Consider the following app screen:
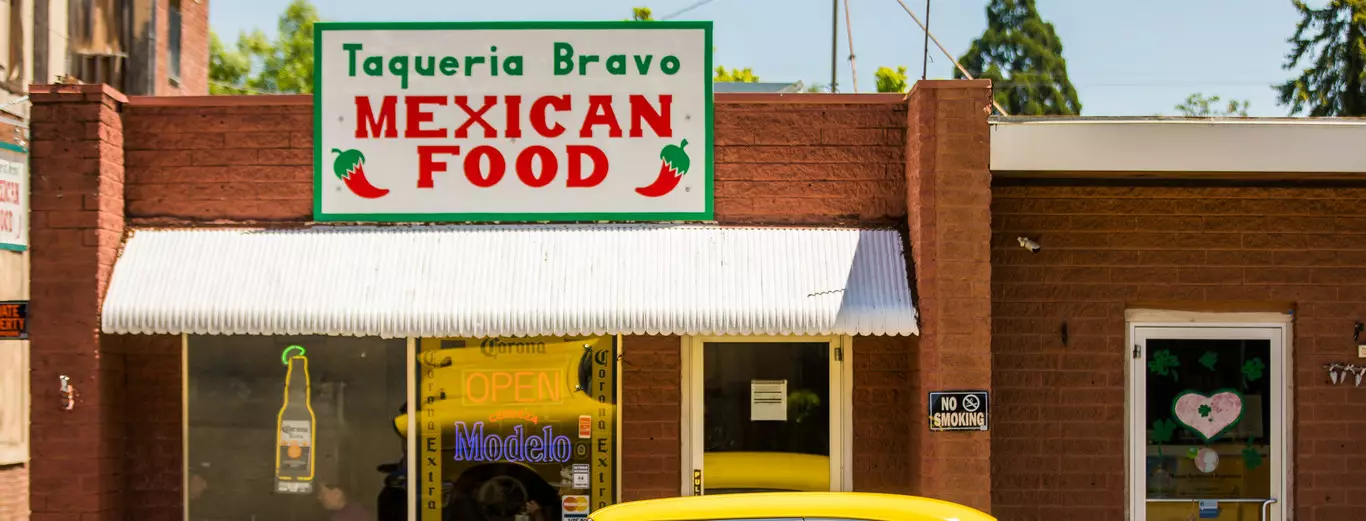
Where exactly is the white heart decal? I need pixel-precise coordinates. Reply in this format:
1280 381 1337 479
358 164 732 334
1173 391 1243 441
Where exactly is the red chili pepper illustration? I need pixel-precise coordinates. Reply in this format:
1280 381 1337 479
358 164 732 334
331 148 390 199
636 139 691 198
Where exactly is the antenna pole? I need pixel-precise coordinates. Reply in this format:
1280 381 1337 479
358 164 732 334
921 0 931 80
831 0 839 92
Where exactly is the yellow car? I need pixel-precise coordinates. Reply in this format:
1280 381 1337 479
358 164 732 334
587 492 996 521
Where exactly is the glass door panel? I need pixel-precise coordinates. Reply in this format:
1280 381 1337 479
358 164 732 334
1134 328 1282 521
700 342 833 495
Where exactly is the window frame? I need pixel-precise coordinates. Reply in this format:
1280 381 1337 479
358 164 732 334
167 0 183 83
1126 320 1290 521
680 335 853 496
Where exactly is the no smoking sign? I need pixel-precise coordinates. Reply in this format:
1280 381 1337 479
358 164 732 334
928 390 989 432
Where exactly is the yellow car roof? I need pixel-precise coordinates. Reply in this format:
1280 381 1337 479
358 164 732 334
588 492 995 521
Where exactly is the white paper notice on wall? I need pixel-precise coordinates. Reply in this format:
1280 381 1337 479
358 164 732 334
0 152 27 251
750 380 787 421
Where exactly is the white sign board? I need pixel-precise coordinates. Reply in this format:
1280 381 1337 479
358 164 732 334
314 21 714 222
750 379 787 422
0 147 26 251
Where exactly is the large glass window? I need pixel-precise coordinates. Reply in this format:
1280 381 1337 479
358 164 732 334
186 335 407 521
405 336 619 521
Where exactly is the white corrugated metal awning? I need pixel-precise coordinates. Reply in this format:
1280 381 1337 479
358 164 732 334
101 225 918 338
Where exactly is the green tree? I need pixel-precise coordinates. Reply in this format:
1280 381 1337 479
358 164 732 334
630 7 759 83
875 66 909 93
209 0 319 94
955 0 1081 115
208 32 260 94
1176 93 1250 116
1276 0 1366 116
714 66 759 82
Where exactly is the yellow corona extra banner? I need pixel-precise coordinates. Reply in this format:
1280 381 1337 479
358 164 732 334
274 345 316 494
419 339 443 521
408 336 618 521
589 337 616 513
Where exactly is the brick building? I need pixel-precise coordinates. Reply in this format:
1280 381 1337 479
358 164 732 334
0 1 210 519
18 20 1366 521
24 77 989 519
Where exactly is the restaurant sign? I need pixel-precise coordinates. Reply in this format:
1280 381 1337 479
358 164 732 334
0 144 26 251
313 21 714 222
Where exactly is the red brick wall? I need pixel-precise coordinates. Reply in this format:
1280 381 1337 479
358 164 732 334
620 335 682 501
123 102 312 221
851 336 916 493
119 96 907 225
156 0 210 95
0 464 28 520
27 84 129 521
714 101 906 224
904 81 994 511
991 182 1366 521
119 335 183 521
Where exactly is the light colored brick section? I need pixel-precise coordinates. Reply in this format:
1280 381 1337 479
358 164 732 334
904 80 994 513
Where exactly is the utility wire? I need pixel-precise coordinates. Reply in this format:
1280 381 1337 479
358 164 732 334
662 0 718 20
843 0 858 92
891 0 1008 116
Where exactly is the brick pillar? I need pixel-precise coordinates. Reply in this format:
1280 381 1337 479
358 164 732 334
27 84 128 521
904 80 993 512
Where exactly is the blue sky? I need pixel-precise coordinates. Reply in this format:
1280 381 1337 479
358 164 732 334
211 0 1306 117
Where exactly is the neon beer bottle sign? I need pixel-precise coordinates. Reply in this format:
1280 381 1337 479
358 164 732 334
452 421 572 464
275 345 316 494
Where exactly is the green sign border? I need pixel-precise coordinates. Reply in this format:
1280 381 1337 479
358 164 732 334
312 21 715 223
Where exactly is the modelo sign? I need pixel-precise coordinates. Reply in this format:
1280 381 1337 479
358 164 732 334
314 21 714 222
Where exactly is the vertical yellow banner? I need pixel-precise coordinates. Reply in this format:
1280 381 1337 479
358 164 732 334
419 338 443 521
590 336 616 511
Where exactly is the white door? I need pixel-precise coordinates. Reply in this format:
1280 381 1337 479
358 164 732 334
682 336 849 495
1129 325 1286 521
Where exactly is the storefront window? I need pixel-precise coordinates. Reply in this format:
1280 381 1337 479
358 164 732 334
701 342 832 494
406 337 619 521
186 335 408 521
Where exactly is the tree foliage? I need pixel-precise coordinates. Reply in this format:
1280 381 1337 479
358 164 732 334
714 66 759 82
1175 93 1250 117
208 32 259 95
874 66 909 93
1275 0 1366 116
210 0 320 94
631 6 758 83
955 0 1081 115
